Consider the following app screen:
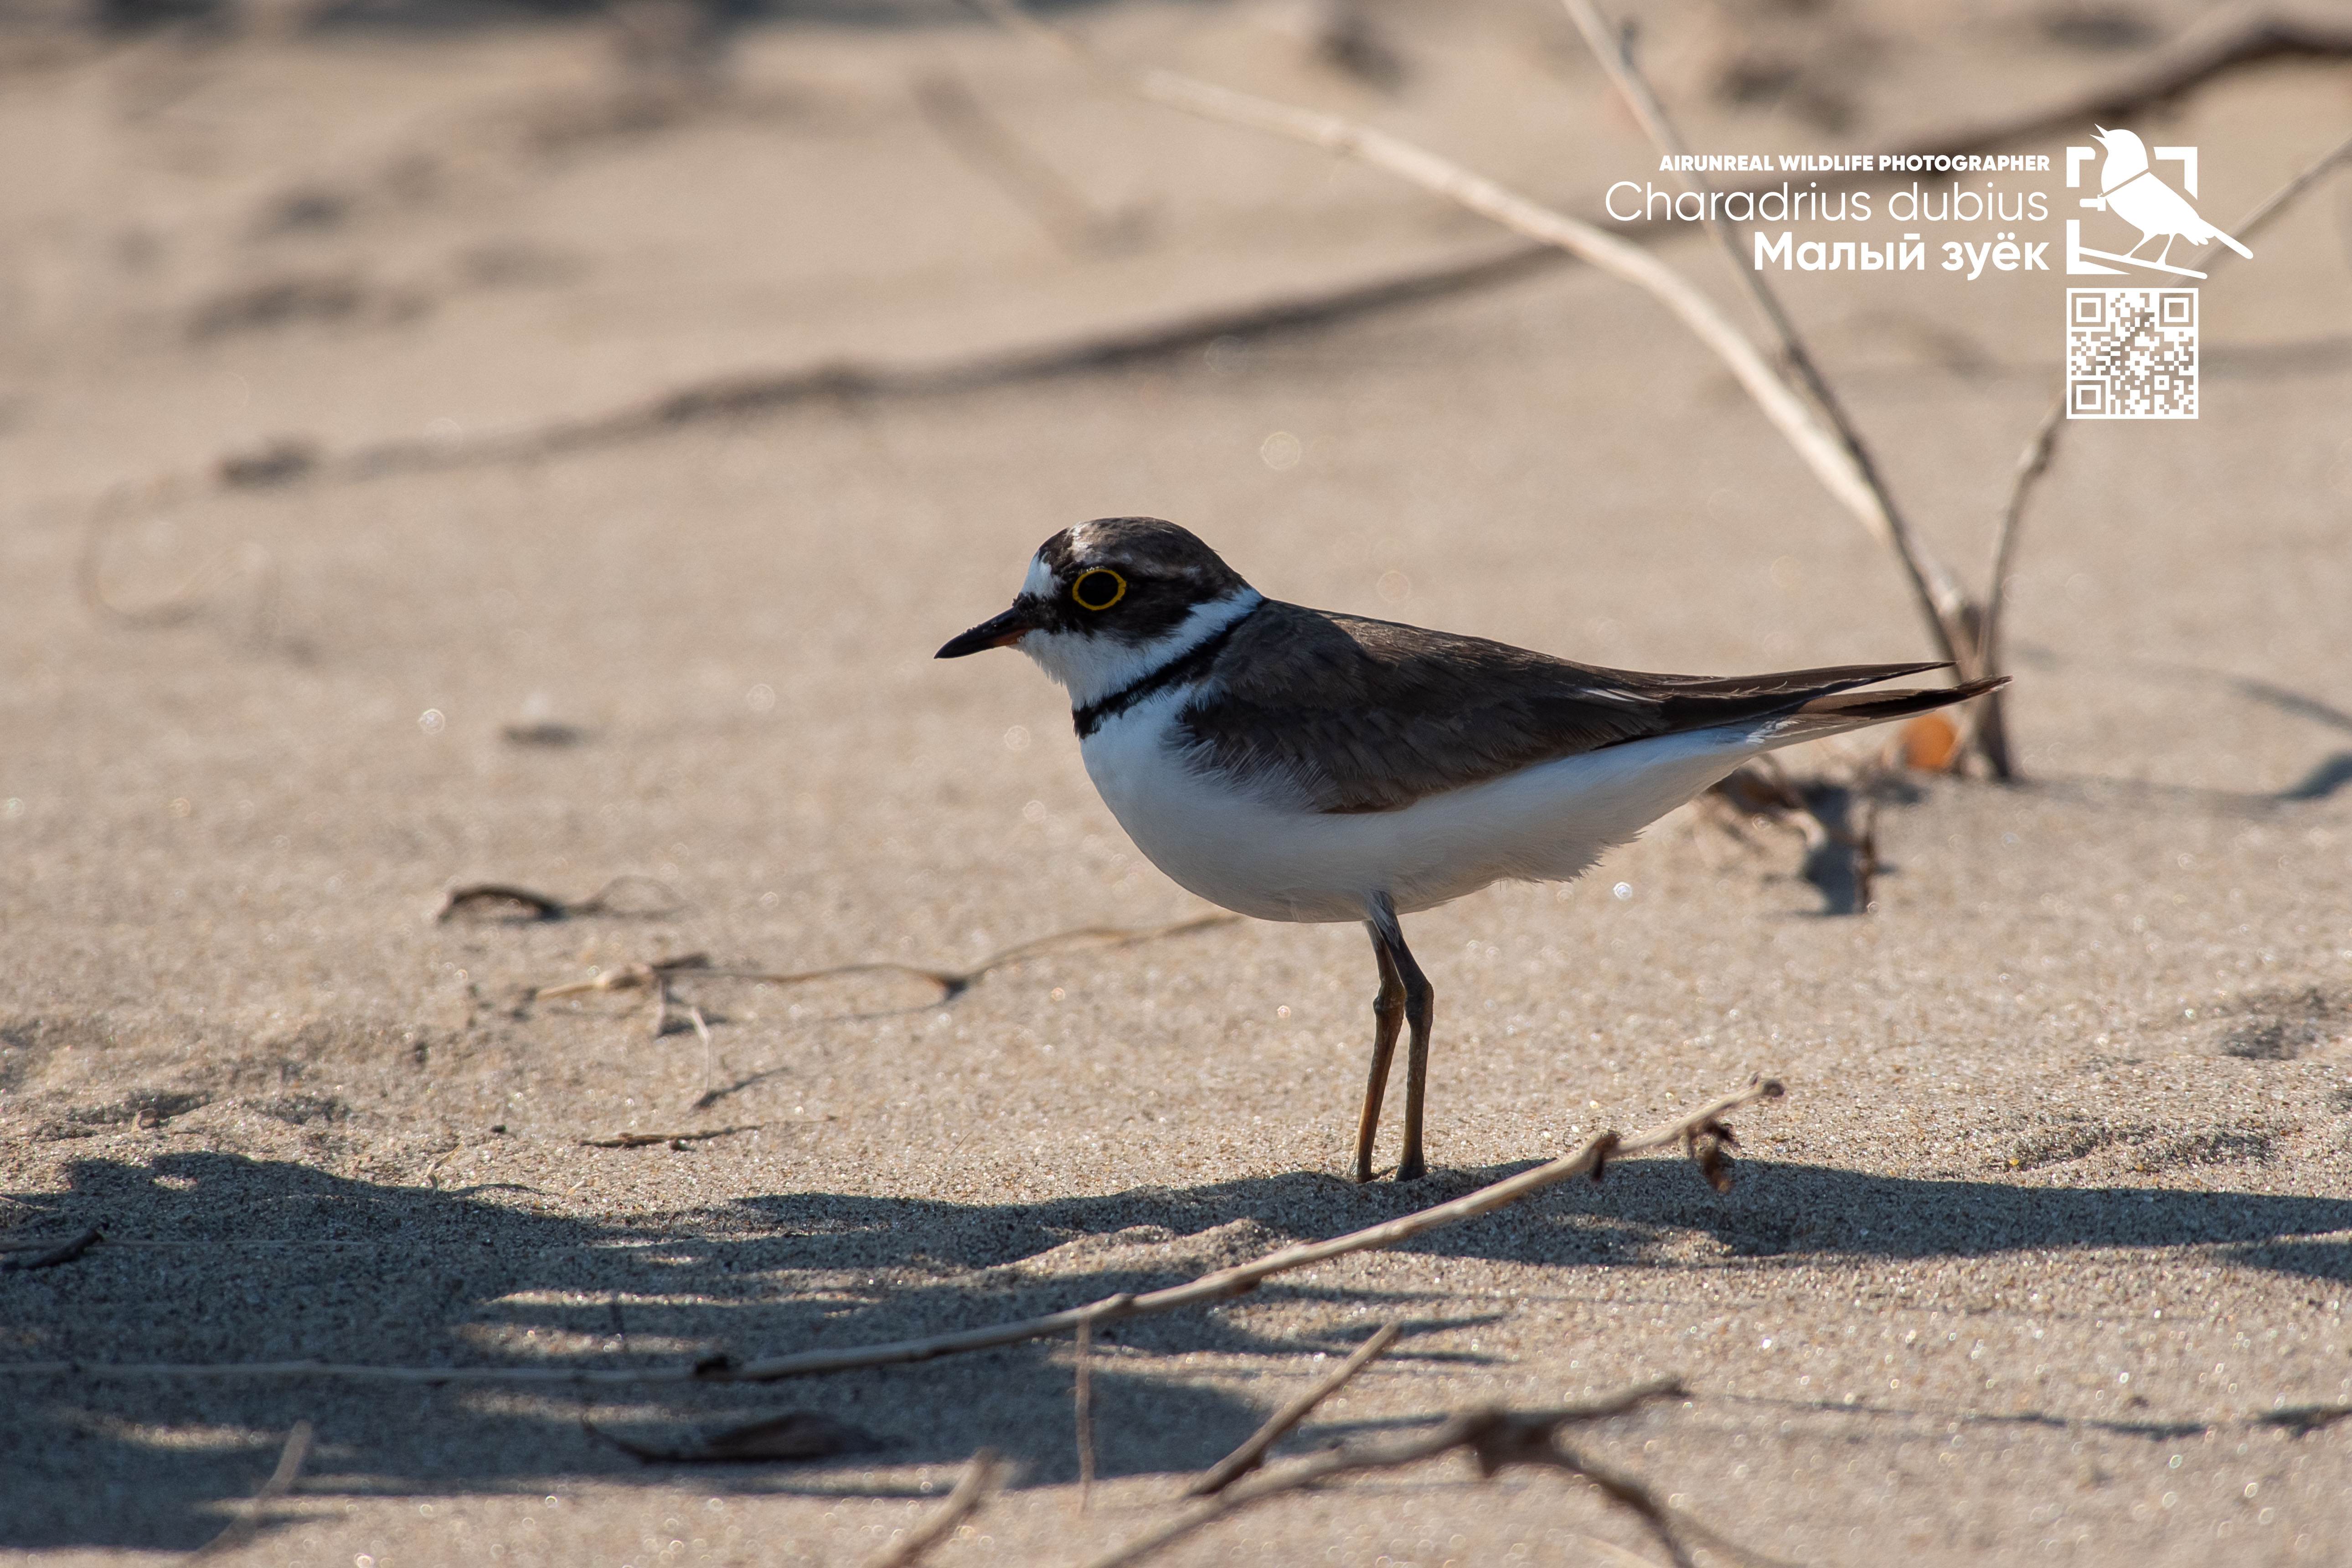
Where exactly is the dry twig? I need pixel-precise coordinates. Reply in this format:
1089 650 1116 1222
1979 394 2065 712
1900 7 2352 166
2192 124 2352 273
1074 1316 1098 1507
530 916 1230 1110
0 1078 1782 1387
1187 1320 1401 1496
578 1125 760 1150
978 0 2038 783
975 0 1895 560
187 1420 313 1561
1562 0 2032 779
533 952 714 1041
437 876 681 923
860 1449 1008 1568
530 914 1236 1028
0 1227 103 1273
1976 122 2352 763
914 67 1140 253
1559 0 1973 674
1088 1385 1749 1568
43 8 2352 561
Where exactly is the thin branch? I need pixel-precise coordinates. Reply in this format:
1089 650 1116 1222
37 9 2351 542
579 1125 760 1150
2192 123 2352 273
1974 123 2352 769
1980 394 2064 690
530 914 1238 1016
28 246 1548 537
860 1449 1008 1568
0 1227 103 1272
437 876 682 923
1558 0 1970 662
971 0 1903 584
187 1420 313 1561
1891 7 2352 170
709 1077 1776 1382
1074 1317 1098 1507
0 1078 1783 1387
914 67 1139 253
1086 1387 1746 1568
1188 1320 1401 1496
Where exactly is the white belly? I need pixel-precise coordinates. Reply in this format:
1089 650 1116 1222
1078 691 1769 923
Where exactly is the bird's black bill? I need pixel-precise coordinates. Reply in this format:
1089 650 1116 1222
935 601 1040 659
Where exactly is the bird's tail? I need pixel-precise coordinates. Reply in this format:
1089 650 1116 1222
1764 676 2008 747
2210 227 2254 259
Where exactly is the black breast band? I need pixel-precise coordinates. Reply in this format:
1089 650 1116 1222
1072 601 1262 740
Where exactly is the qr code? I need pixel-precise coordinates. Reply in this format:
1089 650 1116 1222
2066 288 2196 419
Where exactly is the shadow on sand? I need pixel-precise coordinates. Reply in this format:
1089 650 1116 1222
5 1148 2349 1549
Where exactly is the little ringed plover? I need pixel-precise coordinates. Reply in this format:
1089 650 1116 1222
939 518 2001 1181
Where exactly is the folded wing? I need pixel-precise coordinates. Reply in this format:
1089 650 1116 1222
1176 600 1957 815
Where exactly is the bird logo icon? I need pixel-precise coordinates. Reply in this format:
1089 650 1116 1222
2067 128 2251 279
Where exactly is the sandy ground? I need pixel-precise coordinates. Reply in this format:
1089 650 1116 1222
5 3 2352 1564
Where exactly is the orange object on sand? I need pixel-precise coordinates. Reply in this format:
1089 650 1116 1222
1898 712 1960 771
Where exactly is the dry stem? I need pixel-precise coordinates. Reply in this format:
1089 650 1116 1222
1074 1317 1098 1507
1187 1320 1401 1496
1087 1385 1728 1568
1977 120 2352 759
188 1420 313 1560
529 914 1237 1027
46 9 2351 554
579 1126 759 1150
860 1449 1007 1568
0 1226 103 1273
914 67 1137 253
0 1078 1782 1387
974 0 1899 569
437 876 681 923
1908 7 2352 165
1980 395 2065 694
980 0 2046 785
1558 0 1973 669
2193 124 2352 273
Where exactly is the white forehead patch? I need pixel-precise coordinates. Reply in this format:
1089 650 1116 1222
1021 552 1057 600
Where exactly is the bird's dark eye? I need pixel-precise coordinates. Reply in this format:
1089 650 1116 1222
1071 568 1127 612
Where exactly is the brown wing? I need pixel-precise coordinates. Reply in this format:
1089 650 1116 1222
1176 601 1945 814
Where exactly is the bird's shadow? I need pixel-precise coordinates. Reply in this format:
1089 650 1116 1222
5 1149 2350 1550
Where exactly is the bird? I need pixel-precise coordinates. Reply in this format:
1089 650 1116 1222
938 518 2002 1182
2083 126 2251 269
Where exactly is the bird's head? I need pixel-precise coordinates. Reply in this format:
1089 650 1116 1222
936 518 1257 703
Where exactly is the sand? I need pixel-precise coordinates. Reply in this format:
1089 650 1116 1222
5 3 2352 1564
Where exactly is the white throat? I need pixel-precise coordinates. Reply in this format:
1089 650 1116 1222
1020 587 1263 711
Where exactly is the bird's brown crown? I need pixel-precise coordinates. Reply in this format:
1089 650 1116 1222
1031 518 1253 645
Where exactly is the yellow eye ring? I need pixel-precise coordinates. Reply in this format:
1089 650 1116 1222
1071 567 1127 612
